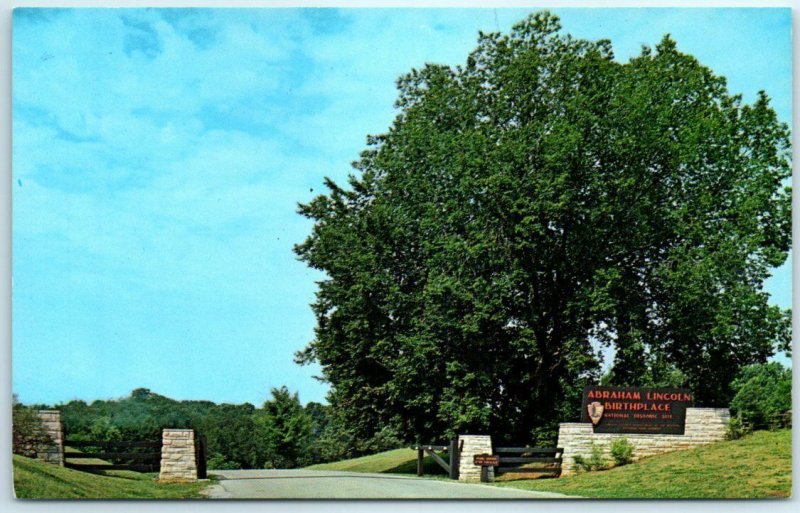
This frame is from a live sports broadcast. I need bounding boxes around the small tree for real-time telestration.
[12,395,52,458]
[258,387,313,468]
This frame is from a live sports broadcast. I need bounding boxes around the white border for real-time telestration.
[1,1,797,512]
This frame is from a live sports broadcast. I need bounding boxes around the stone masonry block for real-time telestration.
[458,434,494,483]
[36,410,64,466]
[159,429,198,483]
[557,407,730,475]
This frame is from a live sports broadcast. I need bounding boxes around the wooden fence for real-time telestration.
[493,446,563,477]
[412,439,460,480]
[64,439,161,473]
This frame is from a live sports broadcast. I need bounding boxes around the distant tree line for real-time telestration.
[22,387,401,469]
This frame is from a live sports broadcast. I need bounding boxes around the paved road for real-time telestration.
[205,469,573,499]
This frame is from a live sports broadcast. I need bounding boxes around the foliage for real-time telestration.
[257,386,314,468]
[573,442,608,472]
[207,454,242,470]
[13,455,206,499]
[55,387,336,470]
[295,11,790,444]
[729,362,792,430]
[529,425,559,447]
[493,429,791,498]
[725,415,752,440]
[203,403,263,469]
[307,407,405,462]
[610,438,634,466]
[12,395,53,458]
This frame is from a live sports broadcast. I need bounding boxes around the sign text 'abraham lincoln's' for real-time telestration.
[580,386,694,434]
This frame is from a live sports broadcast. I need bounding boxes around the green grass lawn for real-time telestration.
[13,455,209,499]
[306,448,450,476]
[492,429,791,499]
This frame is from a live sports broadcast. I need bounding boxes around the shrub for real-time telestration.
[572,454,588,471]
[610,437,634,466]
[589,442,609,470]
[730,362,791,430]
[726,415,752,440]
[573,442,609,472]
[207,454,242,470]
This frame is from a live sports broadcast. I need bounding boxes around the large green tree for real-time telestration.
[295,13,791,446]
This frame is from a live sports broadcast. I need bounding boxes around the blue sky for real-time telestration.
[12,8,792,407]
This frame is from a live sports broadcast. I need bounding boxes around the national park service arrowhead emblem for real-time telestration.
[587,401,604,425]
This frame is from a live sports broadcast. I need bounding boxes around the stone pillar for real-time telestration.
[36,410,64,466]
[457,434,494,483]
[159,429,197,482]
[557,422,593,476]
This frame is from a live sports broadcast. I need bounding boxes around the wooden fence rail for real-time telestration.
[64,439,161,473]
[493,446,563,477]
[65,440,161,448]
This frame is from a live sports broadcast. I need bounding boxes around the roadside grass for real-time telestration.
[492,429,791,499]
[306,448,449,476]
[13,455,208,499]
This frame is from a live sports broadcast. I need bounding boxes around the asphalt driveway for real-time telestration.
[205,469,573,499]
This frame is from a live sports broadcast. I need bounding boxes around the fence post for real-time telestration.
[417,447,424,476]
[195,434,207,479]
[448,438,459,480]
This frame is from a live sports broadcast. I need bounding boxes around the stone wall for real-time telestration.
[557,407,730,475]
[36,410,64,465]
[457,434,494,483]
[159,429,197,482]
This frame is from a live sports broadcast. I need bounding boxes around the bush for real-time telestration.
[573,442,608,472]
[207,454,242,470]
[730,362,791,430]
[726,415,752,440]
[529,424,559,447]
[610,438,634,466]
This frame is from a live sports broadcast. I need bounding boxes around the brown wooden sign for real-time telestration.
[580,386,693,435]
[473,454,499,467]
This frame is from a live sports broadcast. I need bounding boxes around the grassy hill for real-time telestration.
[13,455,208,499]
[493,429,791,499]
[307,448,449,475]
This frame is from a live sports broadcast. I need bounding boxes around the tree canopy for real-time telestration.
[295,13,791,446]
